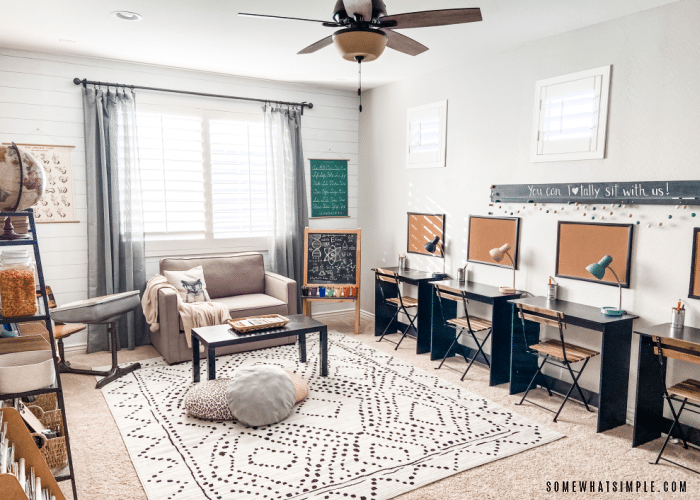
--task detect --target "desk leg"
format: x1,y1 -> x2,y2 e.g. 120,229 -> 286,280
598,320 -> 633,432
430,294 -> 456,361
192,336 -> 200,383
416,281 -> 433,355
633,334 -> 667,447
510,315 -> 540,394
207,346 -> 216,381
299,333 -> 307,363
375,276 -> 397,337
489,300 -> 514,386
320,326 -> 328,376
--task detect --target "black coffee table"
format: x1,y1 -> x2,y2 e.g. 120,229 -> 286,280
191,314 -> 328,382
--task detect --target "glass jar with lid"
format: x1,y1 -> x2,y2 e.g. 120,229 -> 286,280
0,249 -> 37,317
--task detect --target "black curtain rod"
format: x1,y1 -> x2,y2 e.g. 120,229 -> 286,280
72,78 -> 313,114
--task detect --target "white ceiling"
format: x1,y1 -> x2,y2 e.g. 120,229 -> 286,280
2,0 -> 678,90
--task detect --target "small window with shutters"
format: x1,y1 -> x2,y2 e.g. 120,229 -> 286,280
136,103 -> 267,254
531,65 -> 611,162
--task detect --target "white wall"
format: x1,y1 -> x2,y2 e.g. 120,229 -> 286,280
0,47 -> 359,347
358,0 -> 700,422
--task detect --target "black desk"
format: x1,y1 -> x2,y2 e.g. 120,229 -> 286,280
509,296 -> 637,433
633,323 -> 700,448
430,280 -> 521,386
373,267 -> 443,354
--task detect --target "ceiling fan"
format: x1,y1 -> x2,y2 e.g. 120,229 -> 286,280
239,1 -> 482,111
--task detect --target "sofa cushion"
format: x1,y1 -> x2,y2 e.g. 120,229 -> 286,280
160,253 -> 265,299
213,294 -> 288,318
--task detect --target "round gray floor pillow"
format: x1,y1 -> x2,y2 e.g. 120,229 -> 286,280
226,365 -> 297,427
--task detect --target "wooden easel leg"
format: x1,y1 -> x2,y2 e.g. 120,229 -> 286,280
354,298 -> 360,335
303,299 -> 311,317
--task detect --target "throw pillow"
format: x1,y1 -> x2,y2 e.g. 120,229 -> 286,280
183,378 -> 234,420
163,265 -> 211,303
225,365 -> 296,427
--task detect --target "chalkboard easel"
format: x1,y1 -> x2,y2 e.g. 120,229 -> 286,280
302,228 -> 361,335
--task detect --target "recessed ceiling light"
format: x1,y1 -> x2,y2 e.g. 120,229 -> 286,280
112,11 -> 142,21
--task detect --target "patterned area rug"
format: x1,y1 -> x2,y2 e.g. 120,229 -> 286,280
101,333 -> 563,500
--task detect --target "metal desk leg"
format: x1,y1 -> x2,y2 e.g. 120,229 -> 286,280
320,326 -> 328,376
598,320 -> 633,432
489,301 -> 514,386
633,334 -> 667,446
430,295 -> 457,361
416,281 -> 433,355
192,335 -> 200,383
299,333 -> 307,363
94,321 -> 141,390
207,345 -> 216,380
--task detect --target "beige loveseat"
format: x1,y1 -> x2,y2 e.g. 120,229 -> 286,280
151,252 -> 298,364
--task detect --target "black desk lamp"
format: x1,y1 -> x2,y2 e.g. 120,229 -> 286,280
424,236 -> 448,279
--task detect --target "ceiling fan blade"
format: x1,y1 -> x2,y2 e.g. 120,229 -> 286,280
380,8 -> 482,29
298,36 -> 334,55
384,30 -> 428,56
238,12 -> 338,26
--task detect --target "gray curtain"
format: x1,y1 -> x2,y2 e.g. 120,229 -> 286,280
82,87 -> 148,353
263,105 -> 308,312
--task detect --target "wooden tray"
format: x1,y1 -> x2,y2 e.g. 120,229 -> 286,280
227,314 -> 290,333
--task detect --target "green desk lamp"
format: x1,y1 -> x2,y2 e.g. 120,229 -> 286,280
586,255 -> 625,316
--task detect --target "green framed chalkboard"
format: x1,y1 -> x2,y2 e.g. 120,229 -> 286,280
310,159 -> 349,218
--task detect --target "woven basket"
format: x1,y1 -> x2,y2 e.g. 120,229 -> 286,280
30,392 -> 58,413
28,405 -> 68,469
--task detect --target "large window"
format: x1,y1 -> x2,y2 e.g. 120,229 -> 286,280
136,103 -> 266,253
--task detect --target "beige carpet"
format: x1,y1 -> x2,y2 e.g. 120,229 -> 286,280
58,314 -> 700,499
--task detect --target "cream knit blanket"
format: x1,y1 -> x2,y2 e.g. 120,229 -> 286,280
142,275 -> 231,348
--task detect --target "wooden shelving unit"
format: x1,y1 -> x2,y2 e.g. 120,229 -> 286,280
0,209 -> 78,499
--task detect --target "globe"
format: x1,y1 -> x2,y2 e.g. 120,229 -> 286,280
0,144 -> 46,212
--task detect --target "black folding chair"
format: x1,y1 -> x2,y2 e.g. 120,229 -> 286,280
375,268 -> 418,350
516,303 -> 599,422
650,335 -> 700,474
434,283 -> 492,380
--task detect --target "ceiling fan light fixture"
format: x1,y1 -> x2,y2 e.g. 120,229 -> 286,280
332,28 -> 387,62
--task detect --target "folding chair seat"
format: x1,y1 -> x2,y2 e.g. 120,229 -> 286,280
375,268 -> 418,350
434,283 -> 492,380
515,303 -> 599,422
650,335 -> 700,474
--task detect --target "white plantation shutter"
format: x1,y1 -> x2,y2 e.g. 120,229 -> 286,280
210,119 -> 266,238
137,113 -> 205,238
135,104 -> 267,248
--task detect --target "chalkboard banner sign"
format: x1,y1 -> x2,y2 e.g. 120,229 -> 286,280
304,228 -> 361,286
491,181 -> 700,206
310,159 -> 349,218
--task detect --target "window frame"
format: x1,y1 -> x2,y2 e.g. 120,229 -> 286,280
531,65 -> 611,163
135,97 -> 268,257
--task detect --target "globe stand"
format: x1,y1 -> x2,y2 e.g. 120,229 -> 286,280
0,217 -> 31,241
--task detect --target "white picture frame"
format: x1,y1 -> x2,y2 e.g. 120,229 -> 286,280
531,65 -> 611,162
406,100 -> 447,169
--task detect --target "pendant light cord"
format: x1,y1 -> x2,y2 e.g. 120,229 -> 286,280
356,56 -> 364,112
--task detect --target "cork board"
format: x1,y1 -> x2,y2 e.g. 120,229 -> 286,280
467,216 -> 520,269
556,221 -> 633,288
407,213 -> 444,257
689,228 -> 700,299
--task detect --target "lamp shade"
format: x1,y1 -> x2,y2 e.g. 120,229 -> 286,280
332,28 -> 387,62
489,243 -> 512,263
586,255 -> 613,280
424,236 -> 440,254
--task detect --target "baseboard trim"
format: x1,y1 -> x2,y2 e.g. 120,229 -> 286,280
310,308 -> 355,319
63,342 -> 87,354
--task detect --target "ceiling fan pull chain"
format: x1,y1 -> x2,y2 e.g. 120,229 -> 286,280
356,55 -> 364,112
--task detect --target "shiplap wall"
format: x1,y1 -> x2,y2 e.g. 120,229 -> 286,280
0,47 -> 359,347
